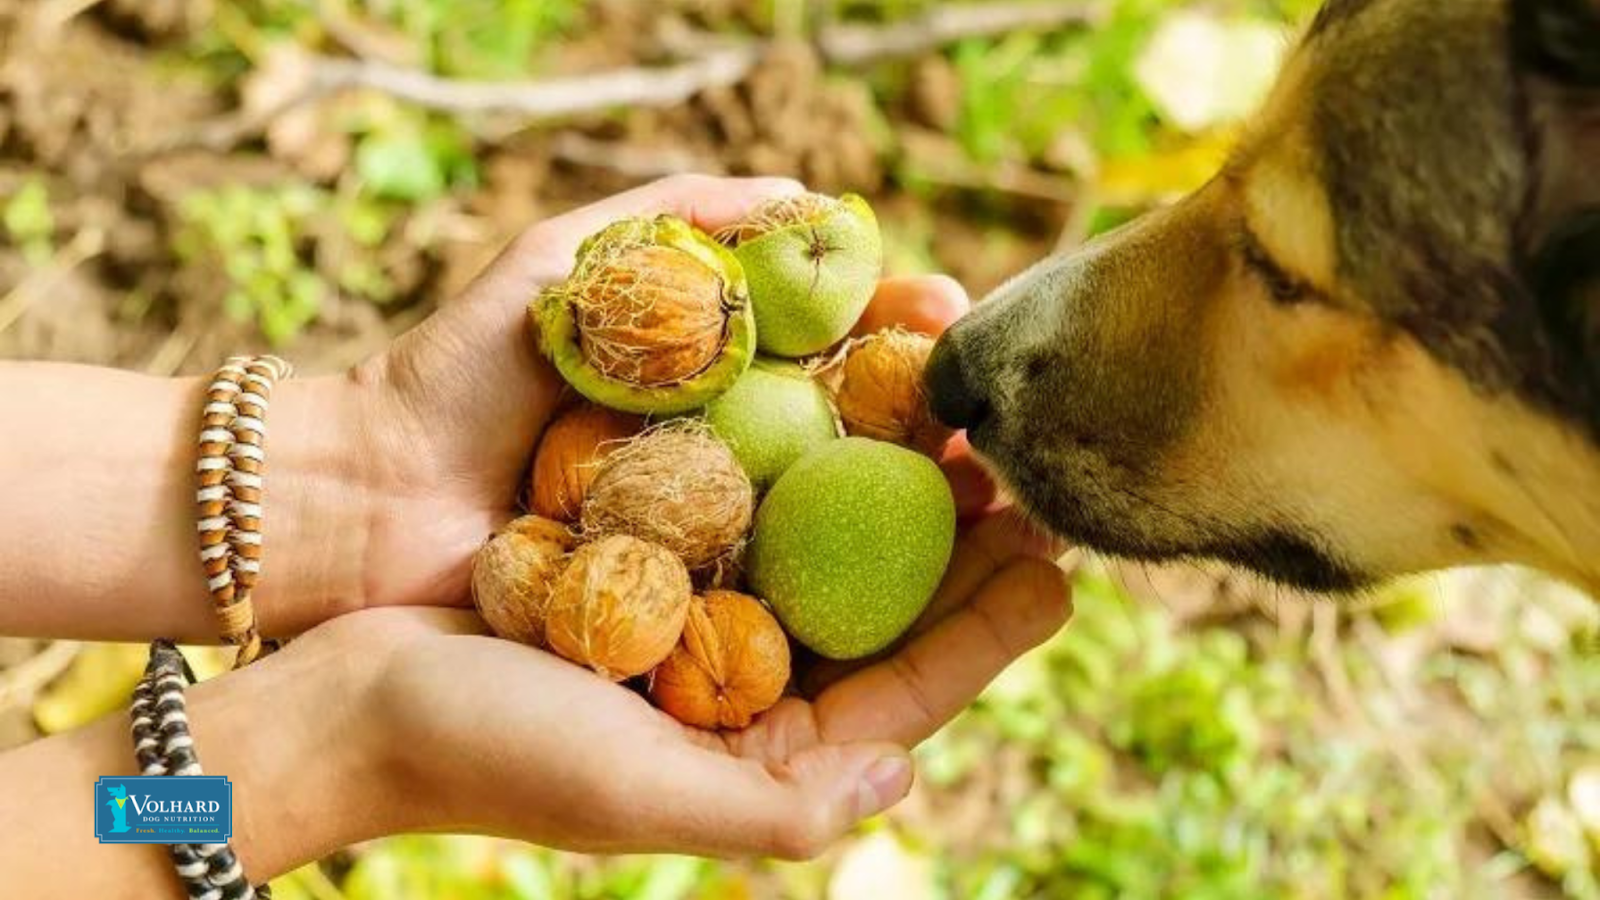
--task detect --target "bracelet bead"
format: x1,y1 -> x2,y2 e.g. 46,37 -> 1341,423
194,355 -> 292,668
129,641 -> 271,900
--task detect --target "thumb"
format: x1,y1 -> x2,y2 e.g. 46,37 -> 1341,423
632,740 -> 914,860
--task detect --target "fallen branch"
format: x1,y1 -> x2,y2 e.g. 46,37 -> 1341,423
306,43 -> 760,121
0,228 -> 106,335
156,1 -> 1095,154
819,1 -> 1098,65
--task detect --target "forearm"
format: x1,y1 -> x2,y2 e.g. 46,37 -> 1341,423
0,641 -> 395,897
0,362 -> 378,640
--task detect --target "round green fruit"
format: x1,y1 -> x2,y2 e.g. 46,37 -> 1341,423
717,193 -> 883,358
747,437 -> 955,659
533,215 -> 754,415
703,358 -> 839,491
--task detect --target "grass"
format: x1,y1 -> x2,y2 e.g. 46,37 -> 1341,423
253,564 -> 1598,899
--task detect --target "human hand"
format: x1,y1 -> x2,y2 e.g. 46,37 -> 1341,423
350,174 -> 1008,614
0,508 -> 1066,895
281,511 -> 1067,860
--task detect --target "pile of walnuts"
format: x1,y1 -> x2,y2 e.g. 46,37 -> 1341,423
473,193 -> 949,730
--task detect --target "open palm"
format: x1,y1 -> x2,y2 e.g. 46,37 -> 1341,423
303,500 -> 1067,857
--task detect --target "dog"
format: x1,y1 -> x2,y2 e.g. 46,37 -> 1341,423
926,0 -> 1600,596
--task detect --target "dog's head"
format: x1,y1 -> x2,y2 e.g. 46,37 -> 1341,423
927,0 -> 1600,592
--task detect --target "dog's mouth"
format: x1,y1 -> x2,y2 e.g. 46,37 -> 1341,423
967,425 -> 1367,592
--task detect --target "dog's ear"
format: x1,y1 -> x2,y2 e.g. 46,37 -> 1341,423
1528,210 -> 1600,394
1513,1 -> 1600,413
1512,0 -> 1600,85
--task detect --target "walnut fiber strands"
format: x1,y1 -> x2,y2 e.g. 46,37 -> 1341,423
811,327 -> 951,455
713,193 -> 837,246
554,221 -> 731,387
544,535 -> 692,681
579,421 -> 754,571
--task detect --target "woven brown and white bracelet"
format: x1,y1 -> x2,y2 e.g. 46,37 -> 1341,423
196,355 -> 292,669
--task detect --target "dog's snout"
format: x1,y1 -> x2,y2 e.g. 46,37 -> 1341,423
925,331 -> 992,431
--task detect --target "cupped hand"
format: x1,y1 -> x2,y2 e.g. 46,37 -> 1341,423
357,174 -> 1004,610
296,508 -> 1067,857
313,174 -> 1075,855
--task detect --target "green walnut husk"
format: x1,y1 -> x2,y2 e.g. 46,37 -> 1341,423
716,193 -> 883,358
703,357 -> 840,491
533,215 -> 755,415
747,437 -> 955,659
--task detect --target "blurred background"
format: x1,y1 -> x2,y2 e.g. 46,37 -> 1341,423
0,1 -> 1596,897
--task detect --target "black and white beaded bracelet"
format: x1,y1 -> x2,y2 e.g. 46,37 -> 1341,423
131,640 -> 271,900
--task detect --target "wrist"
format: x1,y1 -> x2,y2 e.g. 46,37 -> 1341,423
245,372 -> 381,633
0,638 -> 401,893
182,635 -> 401,877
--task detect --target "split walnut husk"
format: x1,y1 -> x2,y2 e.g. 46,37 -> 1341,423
532,215 -> 755,414
813,327 -> 952,457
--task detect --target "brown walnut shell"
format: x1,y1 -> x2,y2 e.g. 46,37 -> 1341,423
544,534 -> 693,680
471,515 -> 575,647
650,590 -> 791,730
529,403 -> 644,522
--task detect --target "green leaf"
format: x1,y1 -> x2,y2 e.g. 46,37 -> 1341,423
4,178 -> 54,264
357,131 -> 447,202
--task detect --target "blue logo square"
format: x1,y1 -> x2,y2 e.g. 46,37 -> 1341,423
95,776 -> 233,844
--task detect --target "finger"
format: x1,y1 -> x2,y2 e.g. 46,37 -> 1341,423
852,274 -> 971,337
482,174 -> 806,297
811,556 -> 1072,747
919,507 -> 1067,632
940,433 -> 1000,518
620,738 -> 913,860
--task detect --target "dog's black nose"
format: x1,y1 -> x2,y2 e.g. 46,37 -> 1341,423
924,332 -> 991,431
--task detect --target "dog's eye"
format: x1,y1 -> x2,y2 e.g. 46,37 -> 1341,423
1239,234 -> 1310,305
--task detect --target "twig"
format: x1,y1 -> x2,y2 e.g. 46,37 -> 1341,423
0,228 -> 106,335
306,44 -> 760,120
148,44 -> 757,157
143,324 -> 201,377
0,641 -> 81,713
819,1 -> 1099,66
901,129 -> 1075,202
908,160 -> 1076,203
170,81 -> 334,155
1309,603 -> 1366,731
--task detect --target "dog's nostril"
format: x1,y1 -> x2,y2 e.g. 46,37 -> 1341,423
924,333 -> 992,431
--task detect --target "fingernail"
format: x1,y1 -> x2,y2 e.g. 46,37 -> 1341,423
856,756 -> 913,819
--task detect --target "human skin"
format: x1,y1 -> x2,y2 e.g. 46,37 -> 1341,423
0,175 -> 1071,896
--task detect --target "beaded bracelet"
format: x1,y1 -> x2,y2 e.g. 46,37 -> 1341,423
196,355 -> 292,669
131,641 -> 271,900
